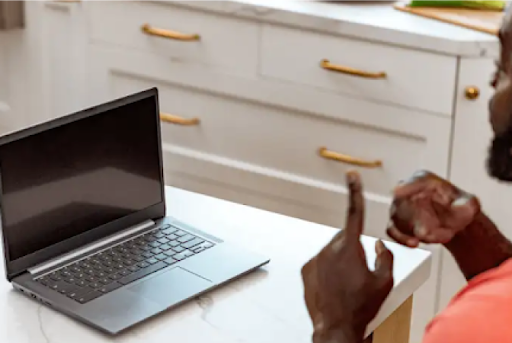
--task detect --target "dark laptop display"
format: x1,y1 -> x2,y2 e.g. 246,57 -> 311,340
0,95 -> 163,261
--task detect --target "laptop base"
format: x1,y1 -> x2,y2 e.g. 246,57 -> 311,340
13,218 -> 270,334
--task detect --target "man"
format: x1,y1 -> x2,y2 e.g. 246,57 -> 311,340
301,10 -> 512,343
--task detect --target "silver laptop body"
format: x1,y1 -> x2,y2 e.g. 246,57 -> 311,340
0,88 -> 269,334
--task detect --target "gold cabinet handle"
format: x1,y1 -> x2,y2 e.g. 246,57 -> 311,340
320,59 -> 387,79
160,112 -> 200,126
465,86 -> 480,100
141,24 -> 200,42
318,147 -> 382,168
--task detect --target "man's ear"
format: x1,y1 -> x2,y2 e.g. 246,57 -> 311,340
498,32 -> 511,75
499,7 -> 512,73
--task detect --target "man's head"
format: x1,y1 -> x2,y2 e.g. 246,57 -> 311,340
488,11 -> 512,181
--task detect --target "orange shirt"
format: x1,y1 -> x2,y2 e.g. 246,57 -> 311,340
423,258 -> 512,343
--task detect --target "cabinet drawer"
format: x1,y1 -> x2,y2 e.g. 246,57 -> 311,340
110,74 -> 451,198
89,1 -> 259,76
260,24 -> 457,115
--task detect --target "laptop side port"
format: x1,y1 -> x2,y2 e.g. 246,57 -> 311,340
14,286 -> 50,306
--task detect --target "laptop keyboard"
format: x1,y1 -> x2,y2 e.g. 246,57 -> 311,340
35,224 -> 215,304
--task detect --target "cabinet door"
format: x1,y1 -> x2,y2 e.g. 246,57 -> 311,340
0,30 -> 29,133
0,1 -> 89,129
441,58 -> 499,309
38,1 -> 88,122
0,33 -> 13,133
0,2 -> 50,133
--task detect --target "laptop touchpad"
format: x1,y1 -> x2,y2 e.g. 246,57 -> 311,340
127,267 -> 212,304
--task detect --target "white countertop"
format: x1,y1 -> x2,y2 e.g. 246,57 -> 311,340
174,0 -> 498,57
0,187 -> 431,342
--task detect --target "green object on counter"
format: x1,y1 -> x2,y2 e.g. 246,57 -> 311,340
408,0 -> 506,11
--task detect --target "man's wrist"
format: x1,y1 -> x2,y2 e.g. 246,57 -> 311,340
443,211 -> 512,280
313,323 -> 365,343
443,211 -> 485,251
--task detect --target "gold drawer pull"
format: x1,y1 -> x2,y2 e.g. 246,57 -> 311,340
141,24 -> 200,42
160,113 -> 200,126
320,59 -> 387,79
318,147 -> 382,168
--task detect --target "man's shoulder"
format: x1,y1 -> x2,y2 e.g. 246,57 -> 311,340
423,260 -> 512,343
424,296 -> 512,343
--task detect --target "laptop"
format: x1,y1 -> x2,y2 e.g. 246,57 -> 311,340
0,88 -> 270,334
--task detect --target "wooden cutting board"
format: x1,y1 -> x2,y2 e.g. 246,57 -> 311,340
394,2 -> 503,35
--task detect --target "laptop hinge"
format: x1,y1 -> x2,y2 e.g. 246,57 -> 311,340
27,219 -> 156,276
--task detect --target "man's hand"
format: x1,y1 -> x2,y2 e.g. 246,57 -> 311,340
387,170 -> 512,281
301,171 -> 394,343
387,170 -> 481,248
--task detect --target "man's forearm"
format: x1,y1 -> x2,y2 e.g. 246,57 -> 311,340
444,212 -> 512,280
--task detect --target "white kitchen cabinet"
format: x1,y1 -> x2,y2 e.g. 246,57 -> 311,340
38,1 -> 89,121
260,24 -> 457,115
0,28 -> 30,133
87,43 -> 451,232
439,58 -> 502,310
1,1 -> 44,131
0,1 -> 42,133
0,1 -> 89,132
89,1 -> 260,78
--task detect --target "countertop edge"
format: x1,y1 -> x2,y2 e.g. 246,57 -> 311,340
163,0 -> 499,58
366,250 -> 433,335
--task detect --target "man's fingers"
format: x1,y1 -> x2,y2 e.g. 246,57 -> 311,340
420,227 -> 455,244
393,181 -> 427,199
393,170 -> 447,199
374,240 -> 394,281
386,225 -> 419,248
413,202 -> 448,243
390,200 -> 416,236
301,257 -> 319,319
444,194 -> 481,229
393,170 -> 431,197
345,171 -> 364,240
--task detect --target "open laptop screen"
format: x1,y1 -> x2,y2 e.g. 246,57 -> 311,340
0,92 -> 163,262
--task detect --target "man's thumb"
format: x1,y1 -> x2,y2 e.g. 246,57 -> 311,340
374,240 -> 394,282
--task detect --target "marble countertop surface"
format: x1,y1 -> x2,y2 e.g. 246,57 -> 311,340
0,187 -> 431,342
171,0 -> 499,57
